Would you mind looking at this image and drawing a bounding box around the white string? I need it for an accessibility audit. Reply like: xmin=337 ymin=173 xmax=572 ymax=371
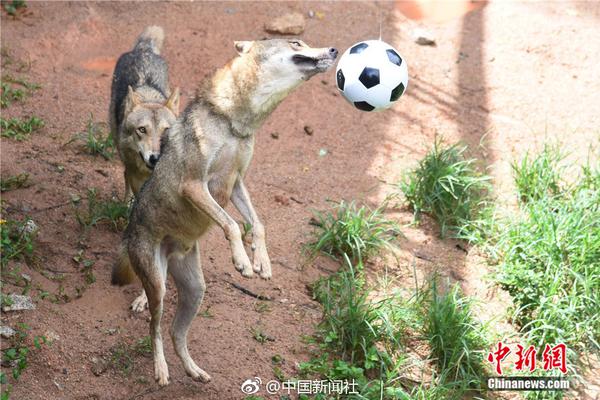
xmin=378 ymin=5 xmax=383 ymax=41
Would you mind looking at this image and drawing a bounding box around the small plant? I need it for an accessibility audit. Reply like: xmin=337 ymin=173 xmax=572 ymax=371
xmin=1 ymin=75 xmax=39 ymax=108
xmin=308 ymin=200 xmax=400 ymax=262
xmin=74 ymin=188 xmax=129 ymax=231
xmin=400 ymin=139 xmax=491 ymax=239
xmin=0 ymin=323 xmax=46 ymax=400
xmin=250 ymin=326 xmax=273 ymax=344
xmin=0 ymin=173 xmax=30 ymax=192
xmin=420 ymin=278 xmax=488 ymax=390
xmin=106 ymin=337 xmax=151 ymax=376
xmin=72 ymin=114 xmax=115 ymax=160
xmin=0 ymin=116 xmax=44 ymax=140
xmin=2 ymin=0 xmax=27 ymax=16
xmin=512 ymin=144 xmax=565 ymax=203
xmin=0 ymin=217 xmax=36 ymax=267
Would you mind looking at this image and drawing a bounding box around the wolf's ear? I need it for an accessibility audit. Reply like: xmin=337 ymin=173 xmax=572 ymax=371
xmin=124 ymin=86 xmax=142 ymax=115
xmin=165 ymin=87 xmax=180 ymax=116
xmin=234 ymin=41 xmax=253 ymax=55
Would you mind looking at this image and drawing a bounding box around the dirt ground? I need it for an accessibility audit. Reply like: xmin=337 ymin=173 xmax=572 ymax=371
xmin=1 ymin=1 xmax=599 ymax=399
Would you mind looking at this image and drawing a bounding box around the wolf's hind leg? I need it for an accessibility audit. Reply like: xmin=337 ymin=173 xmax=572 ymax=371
xmin=168 ymin=241 xmax=211 ymax=383
xmin=131 ymin=240 xmax=169 ymax=386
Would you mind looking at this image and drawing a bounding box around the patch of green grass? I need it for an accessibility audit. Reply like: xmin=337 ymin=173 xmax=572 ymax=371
xmin=0 ymin=323 xmax=46 ymax=400
xmin=72 ymin=114 xmax=115 ymax=160
xmin=0 ymin=116 xmax=44 ymax=140
xmin=512 ymin=144 xmax=566 ymax=203
xmin=0 ymin=173 xmax=30 ymax=192
xmin=107 ymin=336 xmax=151 ymax=376
xmin=400 ymin=139 xmax=491 ymax=240
xmin=250 ymin=326 xmax=273 ymax=344
xmin=74 ymin=188 xmax=129 ymax=232
xmin=2 ymin=0 xmax=27 ymax=16
xmin=0 ymin=217 xmax=36 ymax=268
xmin=308 ymin=200 xmax=401 ymax=262
xmin=420 ymin=278 xmax=488 ymax=391
xmin=299 ymin=253 xmax=490 ymax=399
xmin=1 ymin=75 xmax=39 ymax=108
xmin=495 ymin=153 xmax=600 ymax=367
xmin=300 ymin=257 xmax=416 ymax=399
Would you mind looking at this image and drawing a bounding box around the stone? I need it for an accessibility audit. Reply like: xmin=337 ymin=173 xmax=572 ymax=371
xmin=2 ymin=294 xmax=35 ymax=312
xmin=0 ymin=325 xmax=16 ymax=338
xmin=264 ymin=13 xmax=305 ymax=35
xmin=413 ymin=28 xmax=436 ymax=46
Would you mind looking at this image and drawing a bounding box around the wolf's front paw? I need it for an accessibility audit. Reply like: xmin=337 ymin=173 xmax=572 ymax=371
xmin=232 ymin=245 xmax=254 ymax=278
xmin=253 ymin=246 xmax=272 ymax=279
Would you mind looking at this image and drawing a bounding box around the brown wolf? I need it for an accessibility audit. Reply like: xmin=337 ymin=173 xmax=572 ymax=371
xmin=112 ymin=39 xmax=337 ymax=385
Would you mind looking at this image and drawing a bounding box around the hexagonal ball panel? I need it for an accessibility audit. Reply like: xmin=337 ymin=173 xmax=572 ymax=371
xmin=358 ymin=67 xmax=380 ymax=89
xmin=349 ymin=42 xmax=368 ymax=54
xmin=390 ymin=82 xmax=405 ymax=101
xmin=354 ymin=101 xmax=375 ymax=112
xmin=386 ymin=49 xmax=402 ymax=66
xmin=336 ymin=70 xmax=345 ymax=90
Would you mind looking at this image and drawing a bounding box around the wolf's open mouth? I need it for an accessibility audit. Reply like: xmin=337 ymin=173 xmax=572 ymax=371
xmin=292 ymin=54 xmax=318 ymax=66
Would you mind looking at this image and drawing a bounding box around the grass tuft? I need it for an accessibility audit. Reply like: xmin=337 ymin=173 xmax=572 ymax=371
xmin=0 ymin=217 xmax=36 ymax=268
xmin=72 ymin=114 xmax=115 ymax=160
xmin=512 ymin=144 xmax=566 ymax=203
xmin=308 ymin=200 xmax=401 ymax=262
xmin=0 ymin=173 xmax=30 ymax=192
xmin=400 ymin=139 xmax=491 ymax=240
xmin=1 ymin=74 xmax=39 ymax=108
xmin=420 ymin=277 xmax=489 ymax=391
xmin=496 ymin=152 xmax=600 ymax=364
xmin=0 ymin=116 xmax=44 ymax=140
xmin=74 ymin=188 xmax=129 ymax=232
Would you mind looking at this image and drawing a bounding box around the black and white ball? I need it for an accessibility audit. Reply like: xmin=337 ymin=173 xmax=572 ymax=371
xmin=336 ymin=40 xmax=408 ymax=112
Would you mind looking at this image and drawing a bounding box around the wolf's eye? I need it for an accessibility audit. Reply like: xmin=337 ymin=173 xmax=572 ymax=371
xmin=137 ymin=127 xmax=147 ymax=135
xmin=289 ymin=40 xmax=302 ymax=48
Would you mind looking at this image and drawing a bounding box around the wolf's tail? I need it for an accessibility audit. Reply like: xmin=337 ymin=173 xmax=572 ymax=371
xmin=111 ymin=243 xmax=136 ymax=286
xmin=133 ymin=26 xmax=165 ymax=55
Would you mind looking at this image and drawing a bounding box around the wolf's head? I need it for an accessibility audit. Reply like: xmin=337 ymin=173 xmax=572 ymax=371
xmin=123 ymin=86 xmax=180 ymax=170
xmin=235 ymin=39 xmax=338 ymax=82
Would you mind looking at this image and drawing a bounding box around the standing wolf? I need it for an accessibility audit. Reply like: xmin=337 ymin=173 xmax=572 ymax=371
xmin=110 ymin=26 xmax=180 ymax=312
xmin=112 ymin=39 xmax=337 ymax=385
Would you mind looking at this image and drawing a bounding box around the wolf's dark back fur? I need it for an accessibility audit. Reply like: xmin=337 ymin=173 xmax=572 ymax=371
xmin=111 ymin=31 xmax=170 ymax=128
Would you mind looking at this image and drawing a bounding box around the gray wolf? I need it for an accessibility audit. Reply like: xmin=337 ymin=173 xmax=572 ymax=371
xmin=112 ymin=39 xmax=337 ymax=385
xmin=109 ymin=25 xmax=180 ymax=200
xmin=109 ymin=26 xmax=180 ymax=312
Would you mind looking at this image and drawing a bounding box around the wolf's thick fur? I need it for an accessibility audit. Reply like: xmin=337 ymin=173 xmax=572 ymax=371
xmin=112 ymin=39 xmax=337 ymax=385
xmin=109 ymin=26 xmax=180 ymax=200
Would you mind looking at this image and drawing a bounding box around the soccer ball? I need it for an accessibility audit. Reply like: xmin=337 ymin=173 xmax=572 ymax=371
xmin=335 ymin=40 xmax=408 ymax=112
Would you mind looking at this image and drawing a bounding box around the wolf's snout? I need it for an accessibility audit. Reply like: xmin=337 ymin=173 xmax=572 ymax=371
xmin=148 ymin=154 xmax=160 ymax=168
xmin=329 ymin=48 xmax=338 ymax=58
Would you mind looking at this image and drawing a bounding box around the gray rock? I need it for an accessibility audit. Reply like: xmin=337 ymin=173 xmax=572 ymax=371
xmin=90 ymin=357 xmax=108 ymax=376
xmin=264 ymin=13 xmax=305 ymax=35
xmin=0 ymin=325 xmax=16 ymax=338
xmin=2 ymin=294 xmax=36 ymax=312
xmin=413 ymin=28 xmax=436 ymax=46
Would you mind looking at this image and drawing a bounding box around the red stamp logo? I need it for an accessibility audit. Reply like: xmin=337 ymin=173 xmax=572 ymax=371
xmin=487 ymin=342 xmax=568 ymax=375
